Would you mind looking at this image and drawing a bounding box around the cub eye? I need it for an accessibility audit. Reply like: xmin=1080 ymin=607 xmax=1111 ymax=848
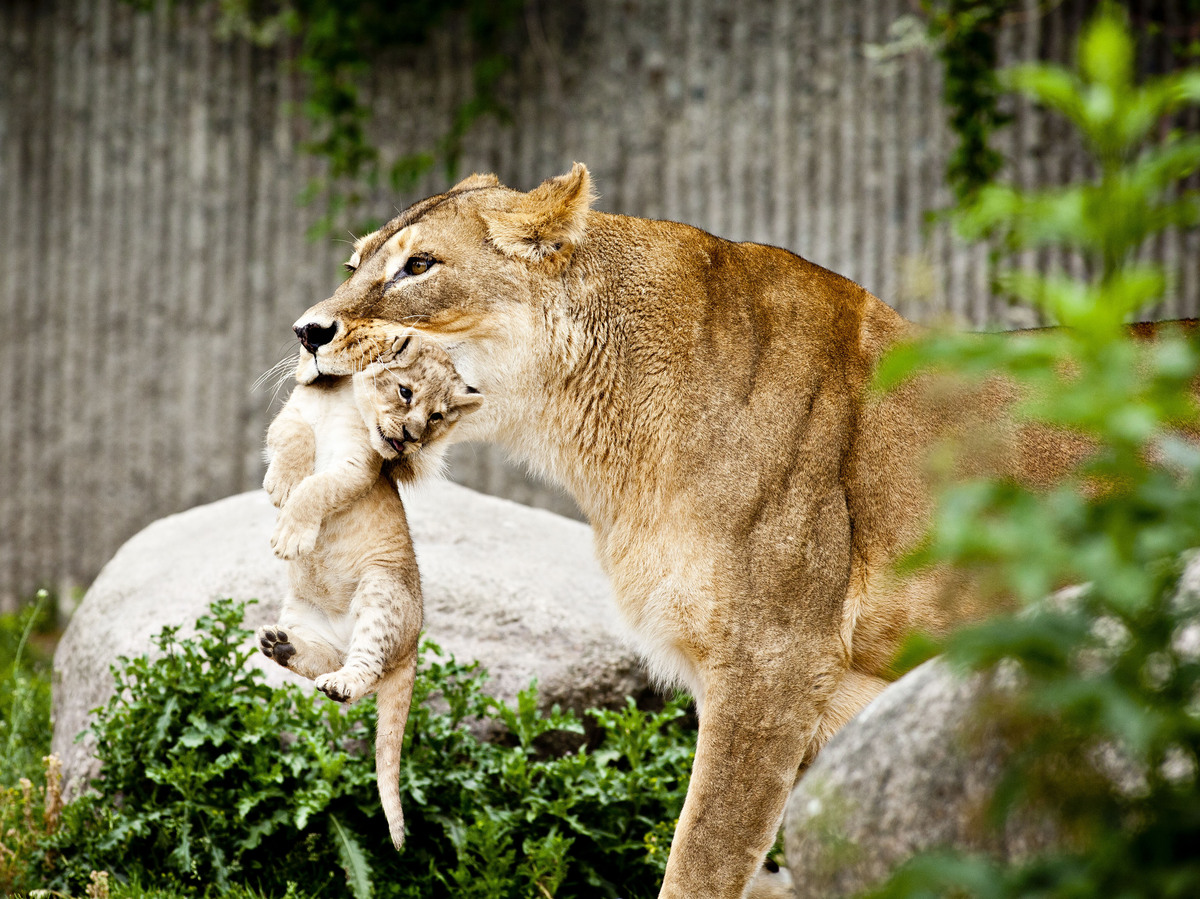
xmin=404 ymin=255 xmax=435 ymax=276
xmin=399 ymin=385 xmax=413 ymax=402
xmin=428 ymin=412 xmax=443 ymax=422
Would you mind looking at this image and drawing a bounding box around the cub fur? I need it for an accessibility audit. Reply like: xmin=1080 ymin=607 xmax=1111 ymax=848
xmin=259 ymin=336 xmax=483 ymax=849
xmin=284 ymin=165 xmax=1189 ymax=898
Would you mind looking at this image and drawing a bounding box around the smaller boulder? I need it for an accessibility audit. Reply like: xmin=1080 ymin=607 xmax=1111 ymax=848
xmin=51 ymin=483 xmax=647 ymax=799
xmin=783 ymin=659 xmax=1056 ymax=899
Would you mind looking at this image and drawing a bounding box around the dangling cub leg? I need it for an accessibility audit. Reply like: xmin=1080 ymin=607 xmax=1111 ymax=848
xmin=314 ymin=565 xmax=422 ymax=705
xmin=257 ymin=595 xmax=349 ymax=680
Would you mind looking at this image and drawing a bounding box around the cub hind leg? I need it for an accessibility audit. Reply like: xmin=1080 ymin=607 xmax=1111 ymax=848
xmin=315 ymin=566 xmax=422 ymax=705
xmin=257 ymin=596 xmax=350 ymax=681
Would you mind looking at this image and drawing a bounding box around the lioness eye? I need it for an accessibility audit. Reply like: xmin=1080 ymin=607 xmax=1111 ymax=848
xmin=399 ymin=386 xmax=413 ymax=402
xmin=429 ymin=412 xmax=443 ymax=422
xmin=404 ymin=255 xmax=434 ymax=276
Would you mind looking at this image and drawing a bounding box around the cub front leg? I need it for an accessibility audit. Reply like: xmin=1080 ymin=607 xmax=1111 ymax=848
xmin=272 ymin=450 xmax=382 ymax=559
xmin=263 ymin=405 xmax=315 ymax=509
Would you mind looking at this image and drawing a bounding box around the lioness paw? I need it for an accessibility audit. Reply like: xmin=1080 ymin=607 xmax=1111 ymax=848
xmin=257 ymin=626 xmax=296 ymax=667
xmin=271 ymin=513 xmax=320 ymax=559
xmin=315 ymin=670 xmax=371 ymax=704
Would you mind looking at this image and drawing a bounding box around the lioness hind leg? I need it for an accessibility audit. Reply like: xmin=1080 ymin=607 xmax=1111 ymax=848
xmin=800 ymin=668 xmax=889 ymax=771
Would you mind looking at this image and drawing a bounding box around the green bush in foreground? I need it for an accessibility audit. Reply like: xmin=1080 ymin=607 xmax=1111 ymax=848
xmin=869 ymin=6 xmax=1200 ymax=897
xmin=39 ymin=598 xmax=695 ymax=899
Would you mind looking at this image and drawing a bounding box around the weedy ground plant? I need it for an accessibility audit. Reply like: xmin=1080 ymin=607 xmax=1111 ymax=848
xmin=28 ymin=598 xmax=696 ymax=899
xmin=867 ymin=5 xmax=1200 ymax=897
xmin=0 ymin=592 xmax=59 ymax=893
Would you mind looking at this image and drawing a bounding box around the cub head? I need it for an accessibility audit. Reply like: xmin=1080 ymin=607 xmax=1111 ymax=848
xmin=290 ymin=164 xmax=597 ymax=410
xmin=353 ymin=336 xmax=484 ymax=480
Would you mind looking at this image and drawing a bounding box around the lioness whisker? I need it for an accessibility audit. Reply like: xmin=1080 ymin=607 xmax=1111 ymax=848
xmin=252 ymin=355 xmax=293 ymax=392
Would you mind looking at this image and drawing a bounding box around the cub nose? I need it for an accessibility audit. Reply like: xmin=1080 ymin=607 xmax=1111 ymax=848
xmin=294 ymin=321 xmax=338 ymax=354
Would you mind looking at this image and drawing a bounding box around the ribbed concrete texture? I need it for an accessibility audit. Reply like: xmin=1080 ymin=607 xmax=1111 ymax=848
xmin=1 ymin=0 xmax=1197 ymax=607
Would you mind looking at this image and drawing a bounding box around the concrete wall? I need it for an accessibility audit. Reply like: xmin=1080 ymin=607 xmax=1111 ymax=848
xmin=1 ymin=0 xmax=1197 ymax=608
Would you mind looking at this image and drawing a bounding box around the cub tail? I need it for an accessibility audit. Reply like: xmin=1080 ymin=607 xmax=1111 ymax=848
xmin=374 ymin=655 xmax=418 ymax=850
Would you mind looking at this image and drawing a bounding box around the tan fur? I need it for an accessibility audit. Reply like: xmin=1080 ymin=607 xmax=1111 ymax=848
xmin=259 ymin=341 xmax=482 ymax=850
xmin=286 ymin=165 xmax=1188 ymax=897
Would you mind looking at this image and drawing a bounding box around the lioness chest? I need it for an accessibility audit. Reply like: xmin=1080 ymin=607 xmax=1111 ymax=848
xmin=286 ymin=378 xmax=373 ymax=475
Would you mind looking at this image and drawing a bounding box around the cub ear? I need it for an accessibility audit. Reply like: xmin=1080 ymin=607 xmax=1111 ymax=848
xmin=357 ymin=360 xmax=390 ymax=380
xmin=383 ymin=333 xmax=421 ymax=367
xmin=482 ymin=162 xmax=595 ymax=263
xmin=453 ymin=386 xmax=485 ymax=417
xmin=450 ymin=172 xmax=501 ymax=192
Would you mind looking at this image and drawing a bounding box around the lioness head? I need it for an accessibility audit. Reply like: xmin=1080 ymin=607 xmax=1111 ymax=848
xmin=354 ymin=336 xmax=484 ymax=468
xmin=292 ymin=164 xmax=596 ymax=434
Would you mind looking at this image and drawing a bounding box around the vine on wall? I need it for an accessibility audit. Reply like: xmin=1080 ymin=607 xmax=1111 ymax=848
xmin=124 ymin=0 xmax=526 ymax=234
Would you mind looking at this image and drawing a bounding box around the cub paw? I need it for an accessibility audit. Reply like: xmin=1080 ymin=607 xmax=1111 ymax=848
xmin=262 ymin=466 xmax=292 ymax=508
xmin=258 ymin=626 xmax=296 ymax=667
xmin=315 ymin=671 xmax=370 ymax=704
xmin=271 ymin=512 xmax=320 ymax=560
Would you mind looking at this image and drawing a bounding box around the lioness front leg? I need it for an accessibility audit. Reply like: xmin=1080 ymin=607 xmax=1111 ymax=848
xmin=660 ymin=652 xmax=845 ymax=899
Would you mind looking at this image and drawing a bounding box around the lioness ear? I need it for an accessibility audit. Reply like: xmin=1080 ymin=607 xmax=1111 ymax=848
xmin=450 ymin=172 xmax=501 ymax=192
xmin=482 ymin=162 xmax=595 ymax=262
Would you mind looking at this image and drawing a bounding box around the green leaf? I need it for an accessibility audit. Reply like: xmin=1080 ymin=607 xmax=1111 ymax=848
xmin=329 ymin=814 xmax=374 ymax=899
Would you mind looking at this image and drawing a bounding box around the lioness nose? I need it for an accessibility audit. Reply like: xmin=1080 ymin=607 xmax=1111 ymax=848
xmin=294 ymin=321 xmax=338 ymax=353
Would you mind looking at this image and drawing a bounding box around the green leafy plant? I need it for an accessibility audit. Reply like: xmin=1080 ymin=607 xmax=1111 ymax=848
xmin=1 ymin=590 xmax=55 ymax=788
xmin=868 ymin=5 xmax=1200 ymax=896
xmin=39 ymin=599 xmax=696 ymax=899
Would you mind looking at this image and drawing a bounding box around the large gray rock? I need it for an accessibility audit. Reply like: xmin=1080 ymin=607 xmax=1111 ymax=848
xmin=51 ymin=483 xmax=647 ymax=799
xmin=783 ymin=659 xmax=1055 ymax=899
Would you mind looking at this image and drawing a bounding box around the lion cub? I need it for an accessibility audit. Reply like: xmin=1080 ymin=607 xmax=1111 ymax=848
xmin=257 ymin=337 xmax=483 ymax=849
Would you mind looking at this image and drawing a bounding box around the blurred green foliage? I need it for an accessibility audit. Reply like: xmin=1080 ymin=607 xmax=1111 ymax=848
xmin=924 ymin=0 xmax=1015 ymax=202
xmin=35 ymin=598 xmax=697 ymax=899
xmin=869 ymin=6 xmax=1200 ymax=896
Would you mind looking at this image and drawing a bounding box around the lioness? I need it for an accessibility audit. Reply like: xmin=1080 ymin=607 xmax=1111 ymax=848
xmin=260 ymin=336 xmax=483 ymax=849
xmin=283 ymin=164 xmax=1135 ymax=897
